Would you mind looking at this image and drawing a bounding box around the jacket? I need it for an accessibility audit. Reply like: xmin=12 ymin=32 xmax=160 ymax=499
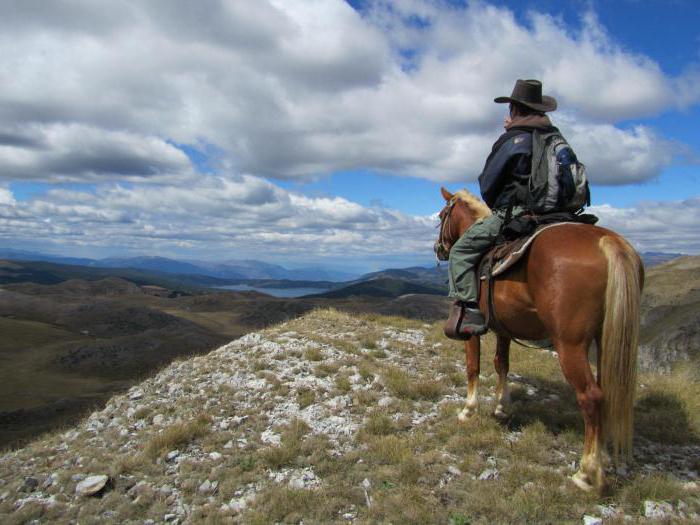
xmin=478 ymin=116 xmax=558 ymax=210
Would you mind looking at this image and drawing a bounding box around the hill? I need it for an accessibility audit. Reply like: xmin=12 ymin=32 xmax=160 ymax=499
xmin=639 ymin=255 xmax=700 ymax=371
xmin=0 ymin=309 xmax=698 ymax=523
xmin=311 ymin=277 xmax=444 ymax=299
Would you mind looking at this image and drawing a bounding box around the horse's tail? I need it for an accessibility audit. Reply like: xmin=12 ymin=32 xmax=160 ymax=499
xmin=599 ymin=235 xmax=643 ymax=459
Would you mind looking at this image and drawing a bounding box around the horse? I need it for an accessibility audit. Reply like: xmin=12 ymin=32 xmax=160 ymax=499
xmin=435 ymin=187 xmax=643 ymax=493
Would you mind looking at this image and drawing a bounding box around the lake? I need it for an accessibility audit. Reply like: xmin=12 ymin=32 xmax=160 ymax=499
xmin=217 ymin=284 xmax=330 ymax=298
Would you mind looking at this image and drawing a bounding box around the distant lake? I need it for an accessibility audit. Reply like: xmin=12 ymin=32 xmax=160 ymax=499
xmin=216 ymin=284 xmax=330 ymax=298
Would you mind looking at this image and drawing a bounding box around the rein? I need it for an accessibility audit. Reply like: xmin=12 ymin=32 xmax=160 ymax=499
xmin=435 ymin=198 xmax=457 ymax=262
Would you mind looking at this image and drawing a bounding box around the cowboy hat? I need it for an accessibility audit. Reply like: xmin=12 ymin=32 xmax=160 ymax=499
xmin=494 ymin=79 xmax=557 ymax=113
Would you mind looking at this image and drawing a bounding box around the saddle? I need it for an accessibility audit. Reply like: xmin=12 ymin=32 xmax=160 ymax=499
xmin=477 ymin=211 xmax=598 ymax=333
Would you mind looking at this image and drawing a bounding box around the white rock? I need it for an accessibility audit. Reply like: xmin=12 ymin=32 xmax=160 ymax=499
xmin=377 ymin=397 xmax=393 ymax=408
xmin=582 ymin=516 xmax=602 ymax=525
xmin=447 ymin=465 xmax=462 ymax=476
xmin=209 ymin=452 xmax=222 ymax=461
xmin=75 ymin=475 xmax=109 ymax=496
xmin=166 ymin=450 xmax=180 ymax=461
xmin=152 ymin=414 xmax=165 ymax=426
xmin=198 ymin=480 xmax=212 ymax=493
xmin=129 ymin=389 xmax=144 ymax=400
xmin=223 ymin=440 xmax=234 ymax=449
xmin=478 ymin=469 xmax=499 ymax=481
xmin=261 ymin=430 xmax=281 ymax=446
xmin=643 ymin=500 xmax=674 ymax=519
xmin=229 ymin=496 xmax=248 ymax=513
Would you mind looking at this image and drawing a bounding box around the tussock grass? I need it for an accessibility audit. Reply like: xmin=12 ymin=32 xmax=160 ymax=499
xmin=143 ymin=414 xmax=211 ymax=459
xmin=366 ymin=435 xmax=411 ymax=465
xmin=360 ymin=412 xmax=396 ymax=437
xmin=382 ymin=366 xmax=444 ymax=400
xmin=304 ymin=347 xmax=324 ymax=362
xmin=296 ymin=388 xmax=316 ymax=409
xmin=259 ymin=419 xmax=309 ymax=470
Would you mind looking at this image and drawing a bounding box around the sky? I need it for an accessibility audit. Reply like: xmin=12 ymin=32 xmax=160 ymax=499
xmin=0 ymin=0 xmax=698 ymax=273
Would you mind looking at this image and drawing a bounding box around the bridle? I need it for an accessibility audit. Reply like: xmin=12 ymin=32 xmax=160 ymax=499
xmin=434 ymin=198 xmax=458 ymax=262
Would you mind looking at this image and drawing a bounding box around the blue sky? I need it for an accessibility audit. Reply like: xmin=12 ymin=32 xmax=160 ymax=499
xmin=1 ymin=0 xmax=699 ymax=272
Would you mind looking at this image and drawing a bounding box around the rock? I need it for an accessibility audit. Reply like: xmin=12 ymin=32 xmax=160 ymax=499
xmin=164 ymin=514 xmax=177 ymax=522
xmin=152 ymin=414 xmax=165 ymax=426
xmin=198 ymin=480 xmax=217 ymax=494
xmin=166 ymin=450 xmax=180 ymax=461
xmin=129 ymin=389 xmax=144 ymax=400
xmin=478 ymin=468 xmax=499 ymax=481
xmin=75 ymin=475 xmax=109 ymax=496
xmin=209 ymin=452 xmax=222 ymax=461
xmin=377 ymin=397 xmax=393 ymax=408
xmin=21 ymin=477 xmax=38 ymax=493
xmin=582 ymin=516 xmax=602 ymax=525
xmin=229 ymin=496 xmax=248 ymax=513
xmin=224 ymin=440 xmax=234 ymax=449
xmin=71 ymin=473 xmax=86 ymax=482
xmin=447 ymin=465 xmax=462 ymax=476
xmin=643 ymin=500 xmax=674 ymax=520
xmin=596 ymin=505 xmax=618 ymax=519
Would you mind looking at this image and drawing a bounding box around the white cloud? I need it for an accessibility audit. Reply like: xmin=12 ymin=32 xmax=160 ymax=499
xmin=0 ymin=0 xmax=694 ymax=185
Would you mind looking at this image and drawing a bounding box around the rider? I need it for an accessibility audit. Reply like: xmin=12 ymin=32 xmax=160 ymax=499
xmin=444 ymin=79 xmax=559 ymax=340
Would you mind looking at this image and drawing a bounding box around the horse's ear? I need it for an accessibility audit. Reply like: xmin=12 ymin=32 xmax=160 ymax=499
xmin=440 ymin=187 xmax=453 ymax=202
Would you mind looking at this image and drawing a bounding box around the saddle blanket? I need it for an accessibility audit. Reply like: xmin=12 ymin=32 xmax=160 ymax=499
xmin=481 ymin=222 xmax=580 ymax=280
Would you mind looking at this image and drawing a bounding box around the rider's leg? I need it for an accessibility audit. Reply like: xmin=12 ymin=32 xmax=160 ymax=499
xmin=445 ymin=213 xmax=505 ymax=337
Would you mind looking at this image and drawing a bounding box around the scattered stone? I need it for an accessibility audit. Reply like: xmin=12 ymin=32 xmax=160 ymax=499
xmin=129 ymin=389 xmax=144 ymax=400
xmin=166 ymin=450 xmax=180 ymax=461
xmin=75 ymin=475 xmax=109 ymax=497
xmin=209 ymin=452 xmax=223 ymax=461
xmin=152 ymin=414 xmax=165 ymax=426
xmin=478 ymin=468 xmax=499 ymax=481
xmin=447 ymin=465 xmax=462 ymax=476
xmin=71 ymin=473 xmax=86 ymax=482
xmin=377 ymin=396 xmax=393 ymax=408
xmin=582 ymin=516 xmax=602 ymax=525
xmin=229 ymin=496 xmax=248 ymax=513
xmin=643 ymin=500 xmax=674 ymax=520
xmin=224 ymin=440 xmax=234 ymax=449
xmin=164 ymin=514 xmax=177 ymax=522
xmin=20 ymin=477 xmax=38 ymax=493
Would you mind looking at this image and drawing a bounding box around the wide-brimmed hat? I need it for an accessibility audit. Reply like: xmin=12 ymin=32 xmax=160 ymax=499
xmin=494 ymin=79 xmax=557 ymax=113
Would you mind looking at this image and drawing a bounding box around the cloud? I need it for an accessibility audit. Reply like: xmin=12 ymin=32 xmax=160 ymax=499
xmin=0 ymin=0 xmax=694 ymax=185
xmin=0 ymin=124 xmax=193 ymax=182
xmin=593 ymin=197 xmax=700 ymax=254
xmin=0 ymin=174 xmax=437 ymax=260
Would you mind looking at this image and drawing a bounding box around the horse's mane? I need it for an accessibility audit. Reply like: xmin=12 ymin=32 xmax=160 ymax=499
xmin=453 ymin=189 xmax=492 ymax=219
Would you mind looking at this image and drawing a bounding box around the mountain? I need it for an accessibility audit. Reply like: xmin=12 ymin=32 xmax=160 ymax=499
xmin=1 ymin=309 xmax=697 ymax=523
xmin=639 ymin=255 xmax=700 ymax=371
xmin=641 ymin=251 xmax=685 ymax=267
xmin=0 ymin=249 xmax=358 ymax=282
xmin=358 ymin=265 xmax=447 ymax=288
xmin=310 ymin=277 xmax=444 ymax=298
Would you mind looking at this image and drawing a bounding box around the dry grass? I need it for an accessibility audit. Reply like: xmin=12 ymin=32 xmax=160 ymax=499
xmin=143 ymin=414 xmax=211 ymax=459
xmin=382 ymin=366 xmax=444 ymax=400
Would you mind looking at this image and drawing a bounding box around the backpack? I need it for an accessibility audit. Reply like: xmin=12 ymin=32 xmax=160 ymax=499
xmin=527 ymin=129 xmax=590 ymax=213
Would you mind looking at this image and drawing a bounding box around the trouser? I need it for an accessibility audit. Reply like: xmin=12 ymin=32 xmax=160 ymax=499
xmin=447 ymin=206 xmax=523 ymax=304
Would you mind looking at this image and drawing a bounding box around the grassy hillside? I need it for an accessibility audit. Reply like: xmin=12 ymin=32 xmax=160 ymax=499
xmin=639 ymin=255 xmax=700 ymax=371
xmin=1 ymin=310 xmax=698 ymax=524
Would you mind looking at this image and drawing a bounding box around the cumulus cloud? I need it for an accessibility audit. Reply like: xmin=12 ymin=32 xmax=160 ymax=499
xmin=593 ymin=198 xmax=700 ymax=254
xmin=0 ymin=0 xmax=695 ymax=185
xmin=0 ymin=174 xmax=437 ymax=260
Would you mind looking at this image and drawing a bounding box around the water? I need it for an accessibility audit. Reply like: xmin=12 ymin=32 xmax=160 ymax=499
xmin=217 ymin=284 xmax=330 ymax=298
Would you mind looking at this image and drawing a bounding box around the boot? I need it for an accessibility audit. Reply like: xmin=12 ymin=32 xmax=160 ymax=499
xmin=444 ymin=301 xmax=488 ymax=340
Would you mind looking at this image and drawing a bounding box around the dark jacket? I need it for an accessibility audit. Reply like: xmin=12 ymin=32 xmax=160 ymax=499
xmin=478 ymin=117 xmax=558 ymax=210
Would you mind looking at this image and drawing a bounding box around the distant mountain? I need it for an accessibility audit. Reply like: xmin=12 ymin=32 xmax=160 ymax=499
xmin=309 ymin=277 xmax=444 ymax=299
xmin=641 ymin=252 xmax=685 ymax=267
xmin=0 ymin=249 xmax=357 ymax=282
xmin=639 ymin=255 xmax=700 ymax=371
xmin=358 ymin=265 xmax=447 ymax=288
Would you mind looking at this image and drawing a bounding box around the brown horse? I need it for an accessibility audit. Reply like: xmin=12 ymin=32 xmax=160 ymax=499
xmin=436 ymin=187 xmax=643 ymax=493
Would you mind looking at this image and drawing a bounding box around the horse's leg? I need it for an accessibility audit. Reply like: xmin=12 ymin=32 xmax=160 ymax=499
xmin=555 ymin=339 xmax=605 ymax=493
xmin=458 ymin=336 xmax=480 ymax=420
xmin=493 ymin=335 xmax=511 ymax=418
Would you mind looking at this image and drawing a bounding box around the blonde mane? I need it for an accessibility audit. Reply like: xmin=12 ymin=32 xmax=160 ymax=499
xmin=453 ymin=189 xmax=492 ymax=219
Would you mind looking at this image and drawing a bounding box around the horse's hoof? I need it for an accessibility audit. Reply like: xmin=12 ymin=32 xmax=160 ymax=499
xmin=493 ymin=406 xmax=508 ymax=419
xmin=457 ymin=407 xmax=476 ymax=421
xmin=571 ymin=471 xmax=594 ymax=492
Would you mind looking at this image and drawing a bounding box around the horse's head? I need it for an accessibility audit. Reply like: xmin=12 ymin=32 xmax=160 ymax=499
xmin=434 ymin=187 xmax=492 ymax=261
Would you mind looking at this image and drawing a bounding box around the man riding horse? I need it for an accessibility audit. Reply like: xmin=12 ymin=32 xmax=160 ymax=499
xmin=444 ymin=79 xmax=569 ymax=340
